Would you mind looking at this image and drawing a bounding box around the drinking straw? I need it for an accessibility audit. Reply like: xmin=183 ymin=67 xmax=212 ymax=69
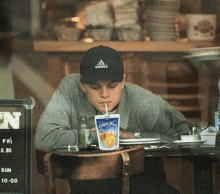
xmin=105 ymin=103 xmax=109 ymax=117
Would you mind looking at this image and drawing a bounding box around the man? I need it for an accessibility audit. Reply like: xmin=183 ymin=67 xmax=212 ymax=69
xmin=35 ymin=45 xmax=190 ymax=194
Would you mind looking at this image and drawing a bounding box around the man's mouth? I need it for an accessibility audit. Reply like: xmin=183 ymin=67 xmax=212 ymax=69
xmin=100 ymin=101 xmax=111 ymax=104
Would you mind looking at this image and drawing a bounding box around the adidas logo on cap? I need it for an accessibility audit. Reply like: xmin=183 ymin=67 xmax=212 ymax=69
xmin=95 ymin=60 xmax=108 ymax=69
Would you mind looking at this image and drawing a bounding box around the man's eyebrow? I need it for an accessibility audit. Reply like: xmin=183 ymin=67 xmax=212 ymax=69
xmin=88 ymin=83 xmax=100 ymax=87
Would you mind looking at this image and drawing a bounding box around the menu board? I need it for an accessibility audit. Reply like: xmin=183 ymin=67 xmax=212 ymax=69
xmin=0 ymin=99 xmax=34 ymax=194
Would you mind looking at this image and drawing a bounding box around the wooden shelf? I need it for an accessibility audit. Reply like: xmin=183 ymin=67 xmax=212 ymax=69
xmin=12 ymin=40 xmax=33 ymax=51
xmin=161 ymin=94 xmax=202 ymax=100
xmin=2 ymin=39 xmax=217 ymax=53
xmin=2 ymin=40 xmax=33 ymax=52
xmin=33 ymin=40 xmax=217 ymax=53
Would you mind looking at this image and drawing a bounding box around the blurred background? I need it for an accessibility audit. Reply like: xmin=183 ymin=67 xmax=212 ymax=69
xmin=1 ymin=0 xmax=220 ymax=193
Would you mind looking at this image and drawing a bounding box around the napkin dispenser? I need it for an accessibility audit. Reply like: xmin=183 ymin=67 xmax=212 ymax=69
xmin=200 ymin=126 xmax=217 ymax=147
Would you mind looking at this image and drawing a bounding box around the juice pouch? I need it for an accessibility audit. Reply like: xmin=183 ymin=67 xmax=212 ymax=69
xmin=95 ymin=114 xmax=120 ymax=150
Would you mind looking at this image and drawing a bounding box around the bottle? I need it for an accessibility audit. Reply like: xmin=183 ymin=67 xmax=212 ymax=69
xmin=216 ymin=125 xmax=220 ymax=147
xmin=77 ymin=115 xmax=91 ymax=150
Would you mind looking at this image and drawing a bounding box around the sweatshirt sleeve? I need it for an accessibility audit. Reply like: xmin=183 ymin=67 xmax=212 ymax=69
xmin=124 ymin=84 xmax=190 ymax=143
xmin=34 ymin=77 xmax=78 ymax=150
xmin=141 ymin=98 xmax=190 ymax=142
xmin=154 ymin=100 xmax=190 ymax=138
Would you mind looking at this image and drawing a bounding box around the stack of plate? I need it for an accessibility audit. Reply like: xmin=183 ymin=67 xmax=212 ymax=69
xmin=184 ymin=47 xmax=220 ymax=61
xmin=119 ymin=138 xmax=161 ymax=146
xmin=146 ymin=0 xmax=180 ymax=41
xmin=112 ymin=0 xmax=142 ymax=40
xmin=173 ymin=140 xmax=206 ymax=148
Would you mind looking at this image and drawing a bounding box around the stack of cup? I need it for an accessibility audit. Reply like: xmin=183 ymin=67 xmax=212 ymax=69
xmin=86 ymin=1 xmax=114 ymax=40
xmin=146 ymin=0 xmax=180 ymax=41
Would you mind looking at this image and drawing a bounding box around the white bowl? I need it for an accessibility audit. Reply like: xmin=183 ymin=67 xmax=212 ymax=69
xmin=54 ymin=24 xmax=82 ymax=41
xmin=181 ymin=135 xmax=200 ymax=141
xmin=89 ymin=29 xmax=112 ymax=40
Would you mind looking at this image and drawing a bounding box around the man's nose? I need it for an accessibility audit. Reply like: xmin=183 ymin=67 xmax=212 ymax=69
xmin=100 ymin=87 xmax=110 ymax=98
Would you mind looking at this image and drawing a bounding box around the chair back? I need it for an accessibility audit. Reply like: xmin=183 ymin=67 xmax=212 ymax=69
xmin=36 ymin=146 xmax=144 ymax=194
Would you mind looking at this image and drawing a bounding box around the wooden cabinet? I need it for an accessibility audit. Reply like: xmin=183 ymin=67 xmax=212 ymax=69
xmin=32 ymin=39 xmax=220 ymax=124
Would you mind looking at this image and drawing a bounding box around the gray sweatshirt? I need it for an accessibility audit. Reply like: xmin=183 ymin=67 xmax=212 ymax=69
xmin=35 ymin=74 xmax=190 ymax=149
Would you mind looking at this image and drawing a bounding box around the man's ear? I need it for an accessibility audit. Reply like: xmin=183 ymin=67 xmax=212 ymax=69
xmin=80 ymin=80 xmax=87 ymax=93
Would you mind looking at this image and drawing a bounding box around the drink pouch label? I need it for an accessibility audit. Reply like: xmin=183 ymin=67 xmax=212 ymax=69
xmin=95 ymin=114 xmax=120 ymax=150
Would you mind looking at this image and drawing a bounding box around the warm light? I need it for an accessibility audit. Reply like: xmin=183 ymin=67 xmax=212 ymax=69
xmin=70 ymin=17 xmax=80 ymax=22
xmin=63 ymin=17 xmax=85 ymax=30
xmin=83 ymin=38 xmax=94 ymax=43
xmin=64 ymin=17 xmax=80 ymax=22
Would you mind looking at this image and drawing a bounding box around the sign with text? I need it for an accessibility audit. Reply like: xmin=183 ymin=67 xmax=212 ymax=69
xmin=0 ymin=99 xmax=34 ymax=194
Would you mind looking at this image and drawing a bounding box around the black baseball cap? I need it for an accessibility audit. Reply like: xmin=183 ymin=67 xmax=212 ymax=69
xmin=80 ymin=45 xmax=124 ymax=84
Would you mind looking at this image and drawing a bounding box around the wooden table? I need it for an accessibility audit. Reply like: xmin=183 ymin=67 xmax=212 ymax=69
xmin=144 ymin=147 xmax=220 ymax=194
xmin=36 ymin=146 xmax=220 ymax=194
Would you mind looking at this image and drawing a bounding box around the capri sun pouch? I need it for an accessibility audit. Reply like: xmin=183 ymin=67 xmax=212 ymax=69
xmin=95 ymin=114 xmax=120 ymax=150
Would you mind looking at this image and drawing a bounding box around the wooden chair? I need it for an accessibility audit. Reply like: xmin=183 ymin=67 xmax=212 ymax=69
xmin=36 ymin=146 xmax=144 ymax=194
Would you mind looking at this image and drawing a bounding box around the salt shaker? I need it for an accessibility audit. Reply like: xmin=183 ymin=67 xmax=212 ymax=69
xmin=191 ymin=127 xmax=201 ymax=140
